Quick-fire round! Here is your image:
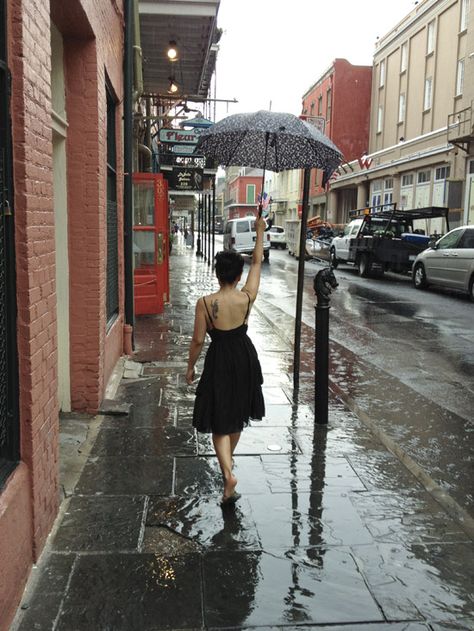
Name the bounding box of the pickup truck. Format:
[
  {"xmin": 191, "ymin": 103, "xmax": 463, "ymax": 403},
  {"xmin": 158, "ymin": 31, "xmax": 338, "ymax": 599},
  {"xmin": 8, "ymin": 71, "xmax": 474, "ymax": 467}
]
[{"xmin": 330, "ymin": 206, "xmax": 450, "ymax": 277}]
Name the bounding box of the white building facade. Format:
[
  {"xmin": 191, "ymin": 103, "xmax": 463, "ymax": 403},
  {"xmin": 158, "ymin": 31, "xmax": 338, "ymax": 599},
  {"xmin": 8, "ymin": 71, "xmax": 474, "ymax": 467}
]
[{"xmin": 331, "ymin": 0, "xmax": 474, "ymax": 229}]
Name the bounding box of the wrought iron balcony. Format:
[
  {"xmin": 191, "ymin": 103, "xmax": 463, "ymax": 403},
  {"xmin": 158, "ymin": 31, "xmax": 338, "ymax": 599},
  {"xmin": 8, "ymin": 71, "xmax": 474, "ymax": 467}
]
[{"xmin": 447, "ymin": 102, "xmax": 473, "ymax": 151}]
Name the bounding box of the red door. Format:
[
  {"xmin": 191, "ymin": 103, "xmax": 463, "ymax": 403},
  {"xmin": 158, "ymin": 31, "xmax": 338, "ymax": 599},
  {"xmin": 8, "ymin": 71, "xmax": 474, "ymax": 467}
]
[{"xmin": 133, "ymin": 173, "xmax": 169, "ymax": 315}]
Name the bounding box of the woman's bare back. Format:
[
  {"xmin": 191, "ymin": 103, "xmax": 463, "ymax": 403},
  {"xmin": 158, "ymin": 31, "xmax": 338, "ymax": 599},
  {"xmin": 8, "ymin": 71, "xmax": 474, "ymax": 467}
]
[{"xmin": 203, "ymin": 289, "xmax": 251, "ymax": 330}]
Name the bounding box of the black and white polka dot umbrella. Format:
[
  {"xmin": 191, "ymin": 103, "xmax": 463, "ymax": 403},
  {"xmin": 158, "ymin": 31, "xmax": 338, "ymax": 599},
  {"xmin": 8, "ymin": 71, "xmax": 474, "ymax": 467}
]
[{"xmin": 195, "ymin": 109, "xmax": 343, "ymax": 187}]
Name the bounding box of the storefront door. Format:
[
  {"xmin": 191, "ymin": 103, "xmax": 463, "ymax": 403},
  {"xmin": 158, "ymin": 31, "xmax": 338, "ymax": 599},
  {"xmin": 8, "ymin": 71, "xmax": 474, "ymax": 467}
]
[
  {"xmin": 0, "ymin": 1, "xmax": 19, "ymax": 486},
  {"xmin": 133, "ymin": 173, "xmax": 170, "ymax": 315}
]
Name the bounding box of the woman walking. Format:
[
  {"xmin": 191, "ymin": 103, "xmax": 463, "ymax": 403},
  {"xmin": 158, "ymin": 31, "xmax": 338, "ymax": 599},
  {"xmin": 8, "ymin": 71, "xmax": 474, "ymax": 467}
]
[{"xmin": 186, "ymin": 216, "xmax": 266, "ymax": 504}]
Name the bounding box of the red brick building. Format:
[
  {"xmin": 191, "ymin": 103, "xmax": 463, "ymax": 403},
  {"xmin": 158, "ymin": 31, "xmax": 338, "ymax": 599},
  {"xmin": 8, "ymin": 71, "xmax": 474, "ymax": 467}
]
[
  {"xmin": 0, "ymin": 0, "xmax": 125, "ymax": 625},
  {"xmin": 301, "ymin": 58, "xmax": 372, "ymax": 221},
  {"xmin": 224, "ymin": 168, "xmax": 264, "ymax": 219}
]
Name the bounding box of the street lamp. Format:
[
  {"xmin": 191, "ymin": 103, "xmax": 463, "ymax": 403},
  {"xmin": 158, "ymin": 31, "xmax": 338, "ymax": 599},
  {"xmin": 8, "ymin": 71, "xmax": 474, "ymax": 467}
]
[
  {"xmin": 167, "ymin": 77, "xmax": 179, "ymax": 94},
  {"xmin": 167, "ymin": 41, "xmax": 178, "ymax": 62}
]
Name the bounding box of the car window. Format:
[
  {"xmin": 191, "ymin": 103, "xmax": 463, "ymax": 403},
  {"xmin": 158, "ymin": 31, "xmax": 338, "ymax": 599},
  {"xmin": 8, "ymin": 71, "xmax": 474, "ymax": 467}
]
[
  {"xmin": 350, "ymin": 222, "xmax": 361, "ymax": 235},
  {"xmin": 458, "ymin": 229, "xmax": 474, "ymax": 249},
  {"xmin": 270, "ymin": 227, "xmax": 278, "ymax": 233},
  {"xmin": 343, "ymin": 223, "xmax": 353, "ymax": 236},
  {"xmin": 437, "ymin": 229, "xmax": 462, "ymax": 249},
  {"xmin": 250, "ymin": 220, "xmax": 256, "ymax": 232},
  {"xmin": 225, "ymin": 223, "xmax": 232, "ymax": 234},
  {"xmin": 237, "ymin": 222, "xmax": 250, "ymax": 233}
]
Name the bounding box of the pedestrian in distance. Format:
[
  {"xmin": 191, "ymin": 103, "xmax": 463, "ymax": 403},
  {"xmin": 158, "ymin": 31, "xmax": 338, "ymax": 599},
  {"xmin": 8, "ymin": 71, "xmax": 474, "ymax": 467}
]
[{"xmin": 186, "ymin": 216, "xmax": 266, "ymax": 505}]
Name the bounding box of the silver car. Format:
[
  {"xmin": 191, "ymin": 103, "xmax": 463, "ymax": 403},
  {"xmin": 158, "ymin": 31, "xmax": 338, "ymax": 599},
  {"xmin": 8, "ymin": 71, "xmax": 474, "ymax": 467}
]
[{"xmin": 412, "ymin": 225, "xmax": 474, "ymax": 301}]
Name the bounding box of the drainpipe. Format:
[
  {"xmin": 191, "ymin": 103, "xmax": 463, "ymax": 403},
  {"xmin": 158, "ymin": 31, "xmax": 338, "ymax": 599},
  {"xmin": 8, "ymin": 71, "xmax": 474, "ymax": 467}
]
[
  {"xmin": 133, "ymin": 0, "xmax": 143, "ymax": 102},
  {"xmin": 138, "ymin": 143, "xmax": 152, "ymax": 172},
  {"xmin": 124, "ymin": 0, "xmax": 134, "ymax": 336}
]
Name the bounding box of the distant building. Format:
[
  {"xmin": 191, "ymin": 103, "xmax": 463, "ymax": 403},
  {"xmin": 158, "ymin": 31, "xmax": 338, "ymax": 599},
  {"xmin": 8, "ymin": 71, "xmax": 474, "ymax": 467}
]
[
  {"xmin": 300, "ymin": 58, "xmax": 373, "ymax": 222},
  {"xmin": 331, "ymin": 0, "xmax": 474, "ymax": 228},
  {"xmin": 224, "ymin": 167, "xmax": 264, "ymax": 219}
]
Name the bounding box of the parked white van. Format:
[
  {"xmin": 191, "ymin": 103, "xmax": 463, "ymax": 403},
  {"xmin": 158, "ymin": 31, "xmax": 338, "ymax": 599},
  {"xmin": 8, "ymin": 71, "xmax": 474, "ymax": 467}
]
[{"xmin": 223, "ymin": 217, "xmax": 271, "ymax": 261}]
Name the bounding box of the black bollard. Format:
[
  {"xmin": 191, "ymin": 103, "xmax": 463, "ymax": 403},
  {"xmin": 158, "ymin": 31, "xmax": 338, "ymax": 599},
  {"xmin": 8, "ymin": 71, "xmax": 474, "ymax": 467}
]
[{"xmin": 313, "ymin": 267, "xmax": 338, "ymax": 424}]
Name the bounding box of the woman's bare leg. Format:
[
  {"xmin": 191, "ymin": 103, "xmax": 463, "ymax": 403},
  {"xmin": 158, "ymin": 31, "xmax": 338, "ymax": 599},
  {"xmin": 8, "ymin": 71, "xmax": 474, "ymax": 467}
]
[
  {"xmin": 230, "ymin": 432, "xmax": 241, "ymax": 455},
  {"xmin": 213, "ymin": 433, "xmax": 237, "ymax": 500}
]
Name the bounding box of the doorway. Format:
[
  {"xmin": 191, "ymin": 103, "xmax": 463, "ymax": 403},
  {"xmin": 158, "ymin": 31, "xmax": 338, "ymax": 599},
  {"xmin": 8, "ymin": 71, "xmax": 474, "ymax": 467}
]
[
  {"xmin": 0, "ymin": 0, "xmax": 19, "ymax": 485},
  {"xmin": 51, "ymin": 23, "xmax": 71, "ymax": 411},
  {"xmin": 465, "ymin": 159, "xmax": 474, "ymax": 225}
]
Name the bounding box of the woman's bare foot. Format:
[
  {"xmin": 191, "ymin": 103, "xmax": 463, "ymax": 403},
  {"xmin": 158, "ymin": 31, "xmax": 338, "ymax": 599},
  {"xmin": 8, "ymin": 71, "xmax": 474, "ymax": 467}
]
[{"xmin": 222, "ymin": 473, "xmax": 238, "ymax": 501}]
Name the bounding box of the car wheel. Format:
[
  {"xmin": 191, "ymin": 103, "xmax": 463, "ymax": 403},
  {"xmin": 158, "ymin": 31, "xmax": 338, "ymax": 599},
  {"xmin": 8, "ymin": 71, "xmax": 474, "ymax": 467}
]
[
  {"xmin": 263, "ymin": 250, "xmax": 270, "ymax": 262},
  {"xmin": 413, "ymin": 263, "xmax": 428, "ymax": 289},
  {"xmin": 330, "ymin": 248, "xmax": 339, "ymax": 269},
  {"xmin": 358, "ymin": 254, "xmax": 372, "ymax": 278},
  {"xmin": 469, "ymin": 275, "xmax": 474, "ymax": 302}
]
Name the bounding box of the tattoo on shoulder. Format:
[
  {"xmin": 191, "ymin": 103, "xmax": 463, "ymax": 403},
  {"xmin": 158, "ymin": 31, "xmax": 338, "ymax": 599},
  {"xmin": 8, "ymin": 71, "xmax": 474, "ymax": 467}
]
[{"xmin": 211, "ymin": 300, "xmax": 219, "ymax": 320}]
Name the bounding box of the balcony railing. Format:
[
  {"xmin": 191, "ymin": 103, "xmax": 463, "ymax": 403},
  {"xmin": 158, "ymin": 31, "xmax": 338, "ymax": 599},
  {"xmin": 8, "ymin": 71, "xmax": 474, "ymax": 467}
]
[{"xmin": 447, "ymin": 102, "xmax": 473, "ymax": 150}]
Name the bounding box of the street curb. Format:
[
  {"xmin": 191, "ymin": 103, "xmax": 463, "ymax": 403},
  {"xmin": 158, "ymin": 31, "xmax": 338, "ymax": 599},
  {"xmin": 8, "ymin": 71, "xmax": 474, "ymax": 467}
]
[{"xmin": 253, "ymin": 300, "xmax": 474, "ymax": 541}]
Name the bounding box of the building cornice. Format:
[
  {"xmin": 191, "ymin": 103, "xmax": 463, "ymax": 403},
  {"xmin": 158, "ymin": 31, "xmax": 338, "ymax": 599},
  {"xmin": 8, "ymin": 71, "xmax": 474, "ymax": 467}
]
[
  {"xmin": 374, "ymin": 0, "xmax": 454, "ymax": 57},
  {"xmin": 332, "ymin": 143, "xmax": 453, "ymax": 187}
]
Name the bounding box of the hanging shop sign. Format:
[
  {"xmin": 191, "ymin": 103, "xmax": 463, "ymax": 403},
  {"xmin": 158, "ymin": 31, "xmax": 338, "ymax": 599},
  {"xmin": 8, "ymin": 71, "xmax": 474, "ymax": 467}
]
[
  {"xmin": 171, "ymin": 144, "xmax": 196, "ymax": 155},
  {"xmin": 174, "ymin": 155, "xmax": 205, "ymax": 168},
  {"xmin": 169, "ymin": 167, "xmax": 204, "ymax": 191},
  {"xmin": 159, "ymin": 128, "xmax": 202, "ymax": 145}
]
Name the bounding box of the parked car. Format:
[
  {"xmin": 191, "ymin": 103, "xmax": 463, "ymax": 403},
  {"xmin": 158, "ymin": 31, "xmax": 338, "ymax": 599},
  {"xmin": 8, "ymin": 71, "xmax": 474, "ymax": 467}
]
[
  {"xmin": 223, "ymin": 217, "xmax": 271, "ymax": 261},
  {"xmin": 269, "ymin": 225, "xmax": 286, "ymax": 249},
  {"xmin": 412, "ymin": 225, "xmax": 474, "ymax": 301}
]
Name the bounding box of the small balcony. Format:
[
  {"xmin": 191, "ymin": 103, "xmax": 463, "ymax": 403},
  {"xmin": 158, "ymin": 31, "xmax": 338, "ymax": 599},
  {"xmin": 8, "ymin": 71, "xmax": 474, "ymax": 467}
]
[{"xmin": 447, "ymin": 102, "xmax": 474, "ymax": 151}]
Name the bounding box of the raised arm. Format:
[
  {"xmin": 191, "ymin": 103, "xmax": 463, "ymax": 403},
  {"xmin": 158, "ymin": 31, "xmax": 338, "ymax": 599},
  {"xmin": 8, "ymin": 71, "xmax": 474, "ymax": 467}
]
[
  {"xmin": 186, "ymin": 298, "xmax": 208, "ymax": 384},
  {"xmin": 241, "ymin": 215, "xmax": 266, "ymax": 301}
]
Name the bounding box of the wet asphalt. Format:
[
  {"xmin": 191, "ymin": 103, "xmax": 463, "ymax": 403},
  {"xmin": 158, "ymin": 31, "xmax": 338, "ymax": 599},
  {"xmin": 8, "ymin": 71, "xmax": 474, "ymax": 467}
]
[{"xmin": 11, "ymin": 235, "xmax": 474, "ymax": 630}]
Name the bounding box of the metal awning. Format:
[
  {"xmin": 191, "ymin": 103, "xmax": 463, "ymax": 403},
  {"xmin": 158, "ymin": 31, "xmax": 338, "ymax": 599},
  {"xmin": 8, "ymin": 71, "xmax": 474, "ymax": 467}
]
[{"xmin": 139, "ymin": 0, "xmax": 220, "ymax": 98}]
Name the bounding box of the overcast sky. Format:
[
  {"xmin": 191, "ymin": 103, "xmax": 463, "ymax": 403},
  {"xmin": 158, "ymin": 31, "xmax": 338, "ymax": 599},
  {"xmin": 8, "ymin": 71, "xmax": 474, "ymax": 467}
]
[{"xmin": 210, "ymin": 0, "xmax": 417, "ymax": 121}]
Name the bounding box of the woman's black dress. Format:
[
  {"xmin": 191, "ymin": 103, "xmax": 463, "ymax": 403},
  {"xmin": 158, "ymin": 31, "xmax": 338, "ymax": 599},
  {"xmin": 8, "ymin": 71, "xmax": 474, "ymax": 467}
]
[{"xmin": 193, "ymin": 296, "xmax": 265, "ymax": 435}]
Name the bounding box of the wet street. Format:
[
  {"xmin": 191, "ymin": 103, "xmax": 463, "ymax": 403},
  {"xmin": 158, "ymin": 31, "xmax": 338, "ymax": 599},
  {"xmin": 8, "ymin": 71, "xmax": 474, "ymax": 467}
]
[
  {"xmin": 11, "ymin": 239, "xmax": 474, "ymax": 630},
  {"xmin": 248, "ymin": 239, "xmax": 474, "ymax": 518}
]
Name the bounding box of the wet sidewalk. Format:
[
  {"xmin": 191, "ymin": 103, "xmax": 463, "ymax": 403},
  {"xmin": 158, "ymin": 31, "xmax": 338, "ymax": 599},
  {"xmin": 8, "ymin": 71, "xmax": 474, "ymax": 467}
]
[{"xmin": 12, "ymin": 240, "xmax": 474, "ymax": 630}]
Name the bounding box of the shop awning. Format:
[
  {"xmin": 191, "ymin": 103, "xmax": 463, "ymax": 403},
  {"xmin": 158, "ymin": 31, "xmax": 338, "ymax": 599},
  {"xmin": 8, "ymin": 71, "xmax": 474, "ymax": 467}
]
[{"xmin": 139, "ymin": 0, "xmax": 221, "ymax": 98}]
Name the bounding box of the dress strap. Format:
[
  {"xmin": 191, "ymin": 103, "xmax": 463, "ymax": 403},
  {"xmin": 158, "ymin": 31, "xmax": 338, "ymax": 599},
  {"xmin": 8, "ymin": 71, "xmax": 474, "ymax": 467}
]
[
  {"xmin": 202, "ymin": 297, "xmax": 213, "ymax": 329},
  {"xmin": 243, "ymin": 292, "xmax": 251, "ymax": 324}
]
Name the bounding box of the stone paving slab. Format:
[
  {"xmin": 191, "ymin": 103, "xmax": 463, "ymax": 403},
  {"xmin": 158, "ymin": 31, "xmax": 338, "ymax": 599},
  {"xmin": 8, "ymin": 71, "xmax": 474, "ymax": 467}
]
[{"xmin": 51, "ymin": 495, "xmax": 146, "ymax": 552}]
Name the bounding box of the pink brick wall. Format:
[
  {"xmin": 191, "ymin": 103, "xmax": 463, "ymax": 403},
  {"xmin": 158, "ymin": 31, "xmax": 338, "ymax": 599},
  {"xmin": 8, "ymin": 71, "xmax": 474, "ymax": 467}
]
[
  {"xmin": 9, "ymin": 0, "xmax": 59, "ymax": 553},
  {"xmin": 53, "ymin": 0, "xmax": 125, "ymax": 411}
]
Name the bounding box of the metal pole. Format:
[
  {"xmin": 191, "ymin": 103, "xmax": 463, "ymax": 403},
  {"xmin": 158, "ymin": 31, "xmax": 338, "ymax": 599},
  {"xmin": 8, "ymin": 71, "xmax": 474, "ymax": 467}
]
[
  {"xmin": 203, "ymin": 193, "xmax": 208, "ymax": 262},
  {"xmin": 207, "ymin": 192, "xmax": 211, "ymax": 266},
  {"xmin": 313, "ymin": 268, "xmax": 338, "ymax": 424},
  {"xmin": 293, "ymin": 168, "xmax": 311, "ymax": 392},
  {"xmin": 123, "ymin": 0, "xmax": 134, "ymax": 333},
  {"xmin": 212, "ymin": 178, "xmax": 216, "ymax": 265},
  {"xmin": 196, "ymin": 194, "xmax": 202, "ymax": 256}
]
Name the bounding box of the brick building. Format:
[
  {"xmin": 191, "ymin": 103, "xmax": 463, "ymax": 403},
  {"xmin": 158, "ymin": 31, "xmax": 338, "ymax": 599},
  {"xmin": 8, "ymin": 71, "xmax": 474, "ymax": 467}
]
[
  {"xmin": 300, "ymin": 58, "xmax": 373, "ymax": 221},
  {"xmin": 224, "ymin": 167, "xmax": 264, "ymax": 219},
  {"xmin": 0, "ymin": 0, "xmax": 126, "ymax": 625}
]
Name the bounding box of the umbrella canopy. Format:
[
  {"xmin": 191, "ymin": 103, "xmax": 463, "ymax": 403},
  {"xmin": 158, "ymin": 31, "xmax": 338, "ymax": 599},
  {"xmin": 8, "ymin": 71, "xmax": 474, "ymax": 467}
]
[{"xmin": 195, "ymin": 110, "xmax": 343, "ymax": 186}]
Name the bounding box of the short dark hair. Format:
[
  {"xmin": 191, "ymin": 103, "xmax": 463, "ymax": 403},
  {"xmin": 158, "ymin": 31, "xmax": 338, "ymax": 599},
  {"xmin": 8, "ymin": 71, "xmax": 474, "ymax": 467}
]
[{"xmin": 215, "ymin": 251, "xmax": 244, "ymax": 284}]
